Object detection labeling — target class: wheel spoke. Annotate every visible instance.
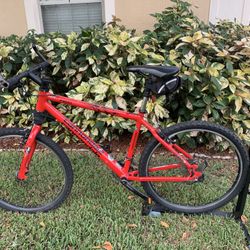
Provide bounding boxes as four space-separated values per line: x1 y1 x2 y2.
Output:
139 121 248 213
0 129 73 213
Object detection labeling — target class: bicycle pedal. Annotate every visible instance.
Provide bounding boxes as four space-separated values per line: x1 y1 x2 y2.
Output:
142 202 163 217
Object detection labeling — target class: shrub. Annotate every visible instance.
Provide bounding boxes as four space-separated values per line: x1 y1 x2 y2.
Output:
144 0 250 143
0 24 169 142
0 0 250 144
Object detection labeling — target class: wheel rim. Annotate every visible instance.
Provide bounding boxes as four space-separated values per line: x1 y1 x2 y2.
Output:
0 134 67 211
145 128 243 209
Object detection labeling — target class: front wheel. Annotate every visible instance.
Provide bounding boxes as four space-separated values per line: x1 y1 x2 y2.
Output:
0 128 73 213
139 121 249 213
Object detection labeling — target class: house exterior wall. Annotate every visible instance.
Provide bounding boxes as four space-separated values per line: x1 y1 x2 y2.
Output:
0 0 211 37
0 0 28 37
115 0 211 34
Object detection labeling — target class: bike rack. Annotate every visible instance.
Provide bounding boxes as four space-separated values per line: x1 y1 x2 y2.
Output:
139 151 250 249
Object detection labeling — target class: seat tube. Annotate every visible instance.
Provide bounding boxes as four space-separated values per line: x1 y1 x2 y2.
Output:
123 119 143 172
140 97 149 113
17 125 41 180
140 78 151 113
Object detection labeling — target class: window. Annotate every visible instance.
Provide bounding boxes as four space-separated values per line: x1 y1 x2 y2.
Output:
40 0 102 34
23 0 115 34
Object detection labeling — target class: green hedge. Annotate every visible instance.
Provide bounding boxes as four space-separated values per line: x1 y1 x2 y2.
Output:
145 0 250 142
0 24 168 142
0 0 250 143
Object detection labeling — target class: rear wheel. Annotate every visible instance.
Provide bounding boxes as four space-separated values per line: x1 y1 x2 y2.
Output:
139 121 249 213
0 128 73 213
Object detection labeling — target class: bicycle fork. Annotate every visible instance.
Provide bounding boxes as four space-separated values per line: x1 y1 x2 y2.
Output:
17 125 41 180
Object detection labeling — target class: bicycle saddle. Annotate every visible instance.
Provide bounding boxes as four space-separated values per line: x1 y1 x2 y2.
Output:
127 65 179 78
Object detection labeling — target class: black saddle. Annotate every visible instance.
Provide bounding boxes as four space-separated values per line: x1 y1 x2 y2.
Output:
127 65 179 78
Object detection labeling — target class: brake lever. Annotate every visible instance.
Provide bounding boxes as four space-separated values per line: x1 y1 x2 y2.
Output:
31 44 48 63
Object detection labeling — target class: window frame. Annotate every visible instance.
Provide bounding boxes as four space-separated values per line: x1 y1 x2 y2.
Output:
40 0 102 5
209 0 250 25
24 0 115 33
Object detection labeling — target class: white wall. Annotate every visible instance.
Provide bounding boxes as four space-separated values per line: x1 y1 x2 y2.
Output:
210 0 250 25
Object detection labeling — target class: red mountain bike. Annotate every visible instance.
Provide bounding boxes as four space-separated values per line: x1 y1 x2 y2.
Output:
0 45 249 214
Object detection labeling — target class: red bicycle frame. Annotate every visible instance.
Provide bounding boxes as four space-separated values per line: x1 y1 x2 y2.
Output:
17 91 202 182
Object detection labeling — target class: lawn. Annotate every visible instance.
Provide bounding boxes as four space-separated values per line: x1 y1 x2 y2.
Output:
0 151 249 249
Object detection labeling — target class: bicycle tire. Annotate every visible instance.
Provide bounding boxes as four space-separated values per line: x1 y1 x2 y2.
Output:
139 121 249 213
0 128 73 213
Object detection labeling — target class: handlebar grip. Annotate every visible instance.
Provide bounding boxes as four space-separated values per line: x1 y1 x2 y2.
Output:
32 44 48 63
6 61 50 92
32 43 37 51
7 72 28 92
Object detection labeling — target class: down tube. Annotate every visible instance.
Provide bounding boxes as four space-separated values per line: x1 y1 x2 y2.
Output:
44 102 125 177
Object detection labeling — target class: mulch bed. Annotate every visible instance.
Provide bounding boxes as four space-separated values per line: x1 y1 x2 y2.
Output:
59 133 150 157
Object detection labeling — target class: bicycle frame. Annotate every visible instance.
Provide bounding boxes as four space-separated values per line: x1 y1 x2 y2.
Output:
17 91 202 182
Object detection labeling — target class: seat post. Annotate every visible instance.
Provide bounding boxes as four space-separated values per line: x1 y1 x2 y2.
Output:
140 78 151 113
140 97 148 113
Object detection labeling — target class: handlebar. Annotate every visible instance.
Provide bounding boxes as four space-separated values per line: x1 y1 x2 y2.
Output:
0 44 51 92
7 61 50 92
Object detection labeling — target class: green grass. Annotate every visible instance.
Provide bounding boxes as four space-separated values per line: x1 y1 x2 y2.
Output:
0 152 248 249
